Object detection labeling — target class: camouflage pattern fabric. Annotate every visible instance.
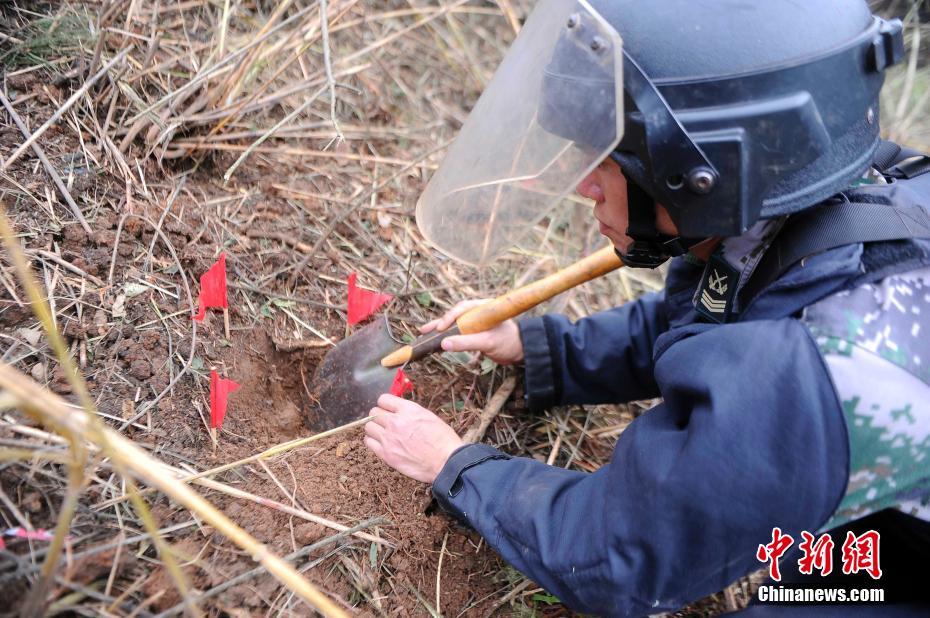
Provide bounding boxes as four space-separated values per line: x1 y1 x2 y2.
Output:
803 266 930 529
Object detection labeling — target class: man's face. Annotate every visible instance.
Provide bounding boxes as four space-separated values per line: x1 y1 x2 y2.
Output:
576 157 634 252
576 157 679 251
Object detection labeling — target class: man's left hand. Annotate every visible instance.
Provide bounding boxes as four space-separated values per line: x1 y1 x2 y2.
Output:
364 394 464 484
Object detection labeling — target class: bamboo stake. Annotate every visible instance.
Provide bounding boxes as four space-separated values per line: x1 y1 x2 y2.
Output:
222 307 231 340
0 361 350 618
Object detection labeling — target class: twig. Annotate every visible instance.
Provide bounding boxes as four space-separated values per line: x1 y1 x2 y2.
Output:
190 473 390 546
319 0 345 147
0 31 23 45
495 0 521 34
483 579 533 617
246 229 313 253
218 0 231 58
155 517 388 617
0 90 92 234
0 520 199 585
2 48 132 170
272 336 331 351
125 4 318 124
173 141 431 169
462 376 516 443
222 84 328 183
26 250 105 288
286 140 450 288
436 531 448 614
95 416 373 508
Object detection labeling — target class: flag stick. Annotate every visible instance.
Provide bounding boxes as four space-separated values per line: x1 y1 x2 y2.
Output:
223 307 231 340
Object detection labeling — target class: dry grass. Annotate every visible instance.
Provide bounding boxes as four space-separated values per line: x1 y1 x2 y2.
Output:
0 0 926 615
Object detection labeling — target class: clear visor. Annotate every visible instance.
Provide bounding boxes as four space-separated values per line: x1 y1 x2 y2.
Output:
416 0 623 266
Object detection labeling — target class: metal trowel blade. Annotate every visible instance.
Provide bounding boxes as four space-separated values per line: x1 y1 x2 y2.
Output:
304 316 400 431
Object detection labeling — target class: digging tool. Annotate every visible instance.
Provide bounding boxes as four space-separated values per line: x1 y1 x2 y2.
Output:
305 245 623 430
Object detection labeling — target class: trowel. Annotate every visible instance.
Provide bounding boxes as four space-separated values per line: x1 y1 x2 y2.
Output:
305 245 623 430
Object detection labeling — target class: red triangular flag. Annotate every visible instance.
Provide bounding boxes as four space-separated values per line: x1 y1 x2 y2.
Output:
210 370 241 429
389 368 414 397
193 253 228 321
346 272 393 325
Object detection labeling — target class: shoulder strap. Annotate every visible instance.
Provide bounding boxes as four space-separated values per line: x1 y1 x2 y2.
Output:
872 140 905 170
874 139 930 179
740 141 930 306
742 200 930 305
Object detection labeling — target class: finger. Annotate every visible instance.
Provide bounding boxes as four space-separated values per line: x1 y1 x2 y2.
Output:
376 393 405 411
434 299 489 332
419 318 440 334
368 406 392 427
364 436 384 458
364 420 385 438
441 332 494 353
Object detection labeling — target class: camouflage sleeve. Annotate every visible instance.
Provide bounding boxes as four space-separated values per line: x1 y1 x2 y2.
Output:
433 317 849 615
803 266 930 528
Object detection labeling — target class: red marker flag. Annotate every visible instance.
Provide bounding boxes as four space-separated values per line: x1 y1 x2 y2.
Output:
193 253 228 321
389 368 414 397
346 272 393 325
210 370 241 429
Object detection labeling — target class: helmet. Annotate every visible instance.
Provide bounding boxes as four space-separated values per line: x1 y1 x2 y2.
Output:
416 0 905 267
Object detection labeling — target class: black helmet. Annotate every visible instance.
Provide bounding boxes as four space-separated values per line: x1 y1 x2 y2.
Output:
415 0 905 268
546 0 906 266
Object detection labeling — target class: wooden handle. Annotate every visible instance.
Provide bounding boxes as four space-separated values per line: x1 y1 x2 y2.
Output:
381 325 460 368
380 246 623 368
456 245 623 334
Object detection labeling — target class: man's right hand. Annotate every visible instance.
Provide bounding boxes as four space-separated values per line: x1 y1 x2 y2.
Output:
421 299 524 365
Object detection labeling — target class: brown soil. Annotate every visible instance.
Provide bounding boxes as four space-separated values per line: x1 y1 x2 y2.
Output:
0 198 523 615
0 66 529 610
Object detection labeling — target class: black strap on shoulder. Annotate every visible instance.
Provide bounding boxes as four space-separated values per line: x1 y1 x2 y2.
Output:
740 140 930 309
742 200 930 307
873 139 905 170
874 139 930 179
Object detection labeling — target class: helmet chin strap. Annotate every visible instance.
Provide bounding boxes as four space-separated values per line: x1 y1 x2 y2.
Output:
617 175 706 269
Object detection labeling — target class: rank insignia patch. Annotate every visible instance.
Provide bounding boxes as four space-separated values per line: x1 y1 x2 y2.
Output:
695 252 740 323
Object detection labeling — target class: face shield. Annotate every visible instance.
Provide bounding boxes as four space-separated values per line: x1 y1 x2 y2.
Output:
415 0 624 266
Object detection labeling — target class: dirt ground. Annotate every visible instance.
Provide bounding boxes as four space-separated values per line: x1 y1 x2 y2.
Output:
0 62 573 614
0 133 515 618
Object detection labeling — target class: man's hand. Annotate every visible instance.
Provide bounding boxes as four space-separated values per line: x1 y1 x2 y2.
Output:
421 299 524 365
364 394 464 484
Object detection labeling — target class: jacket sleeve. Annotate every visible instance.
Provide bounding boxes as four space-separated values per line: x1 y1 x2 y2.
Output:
518 290 668 411
432 319 849 616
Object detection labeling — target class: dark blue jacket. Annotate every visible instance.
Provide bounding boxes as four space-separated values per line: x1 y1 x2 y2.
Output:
429 237 925 615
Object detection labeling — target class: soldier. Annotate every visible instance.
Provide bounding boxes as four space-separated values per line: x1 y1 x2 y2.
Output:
363 0 930 614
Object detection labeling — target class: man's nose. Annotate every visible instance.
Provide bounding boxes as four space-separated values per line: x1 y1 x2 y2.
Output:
576 172 605 202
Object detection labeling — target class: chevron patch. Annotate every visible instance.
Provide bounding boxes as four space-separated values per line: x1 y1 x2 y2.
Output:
695 252 740 323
